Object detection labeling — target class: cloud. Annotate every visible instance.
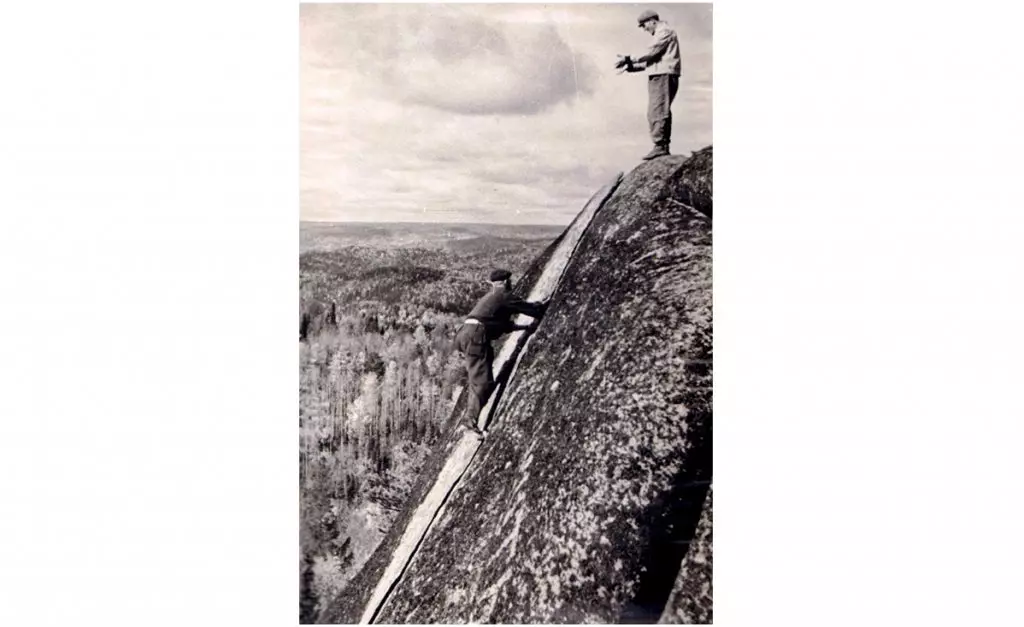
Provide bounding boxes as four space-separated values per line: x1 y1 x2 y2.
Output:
304 4 597 116
396 22 596 115
299 3 713 224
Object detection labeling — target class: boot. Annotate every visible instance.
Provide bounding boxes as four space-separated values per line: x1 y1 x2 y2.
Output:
642 144 670 160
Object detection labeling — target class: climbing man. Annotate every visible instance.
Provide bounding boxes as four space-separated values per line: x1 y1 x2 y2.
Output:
454 269 547 432
614 9 682 160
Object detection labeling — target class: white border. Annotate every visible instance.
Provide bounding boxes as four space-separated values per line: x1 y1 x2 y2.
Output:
4 1 1024 625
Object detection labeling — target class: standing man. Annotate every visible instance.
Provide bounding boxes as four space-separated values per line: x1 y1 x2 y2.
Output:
454 269 547 432
615 9 682 160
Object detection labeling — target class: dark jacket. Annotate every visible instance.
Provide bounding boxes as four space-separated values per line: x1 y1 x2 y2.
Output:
466 286 546 341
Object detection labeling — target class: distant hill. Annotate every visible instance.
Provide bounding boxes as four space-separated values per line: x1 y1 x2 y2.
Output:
300 222 565 254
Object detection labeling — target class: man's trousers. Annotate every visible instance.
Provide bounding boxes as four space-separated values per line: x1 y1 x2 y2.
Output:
455 323 494 426
648 74 680 147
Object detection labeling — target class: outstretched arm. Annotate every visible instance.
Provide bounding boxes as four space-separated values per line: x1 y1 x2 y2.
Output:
615 54 647 72
505 297 548 320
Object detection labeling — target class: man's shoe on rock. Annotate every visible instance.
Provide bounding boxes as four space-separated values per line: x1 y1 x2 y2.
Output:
642 145 670 160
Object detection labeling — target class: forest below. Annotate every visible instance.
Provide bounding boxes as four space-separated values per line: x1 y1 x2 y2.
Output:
299 223 560 621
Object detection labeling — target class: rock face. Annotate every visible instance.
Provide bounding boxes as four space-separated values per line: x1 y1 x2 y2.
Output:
659 487 713 624
319 147 712 624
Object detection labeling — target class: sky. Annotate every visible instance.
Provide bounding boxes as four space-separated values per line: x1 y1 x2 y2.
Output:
300 3 712 225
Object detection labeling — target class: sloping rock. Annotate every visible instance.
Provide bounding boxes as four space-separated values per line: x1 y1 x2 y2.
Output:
659 486 713 624
316 177 622 625
321 146 712 623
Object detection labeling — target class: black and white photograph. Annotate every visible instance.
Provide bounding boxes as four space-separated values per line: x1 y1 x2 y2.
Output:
299 3 713 623
10 1 1024 626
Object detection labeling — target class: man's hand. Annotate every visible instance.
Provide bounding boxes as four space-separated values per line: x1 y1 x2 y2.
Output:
515 314 543 332
614 54 631 70
516 320 540 333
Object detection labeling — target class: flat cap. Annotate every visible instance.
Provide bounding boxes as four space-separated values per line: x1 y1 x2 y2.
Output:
489 269 512 282
637 9 659 25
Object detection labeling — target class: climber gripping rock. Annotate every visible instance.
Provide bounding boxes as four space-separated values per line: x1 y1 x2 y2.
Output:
615 9 682 160
454 269 547 432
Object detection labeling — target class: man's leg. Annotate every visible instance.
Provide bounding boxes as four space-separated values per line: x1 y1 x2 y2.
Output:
464 355 483 424
464 346 494 428
664 74 679 149
464 361 481 423
645 75 673 159
481 343 495 407
647 76 658 144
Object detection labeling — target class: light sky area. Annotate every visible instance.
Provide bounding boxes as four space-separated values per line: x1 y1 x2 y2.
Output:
300 3 712 225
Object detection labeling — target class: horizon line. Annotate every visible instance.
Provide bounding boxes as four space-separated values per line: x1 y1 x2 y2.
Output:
300 219 569 228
